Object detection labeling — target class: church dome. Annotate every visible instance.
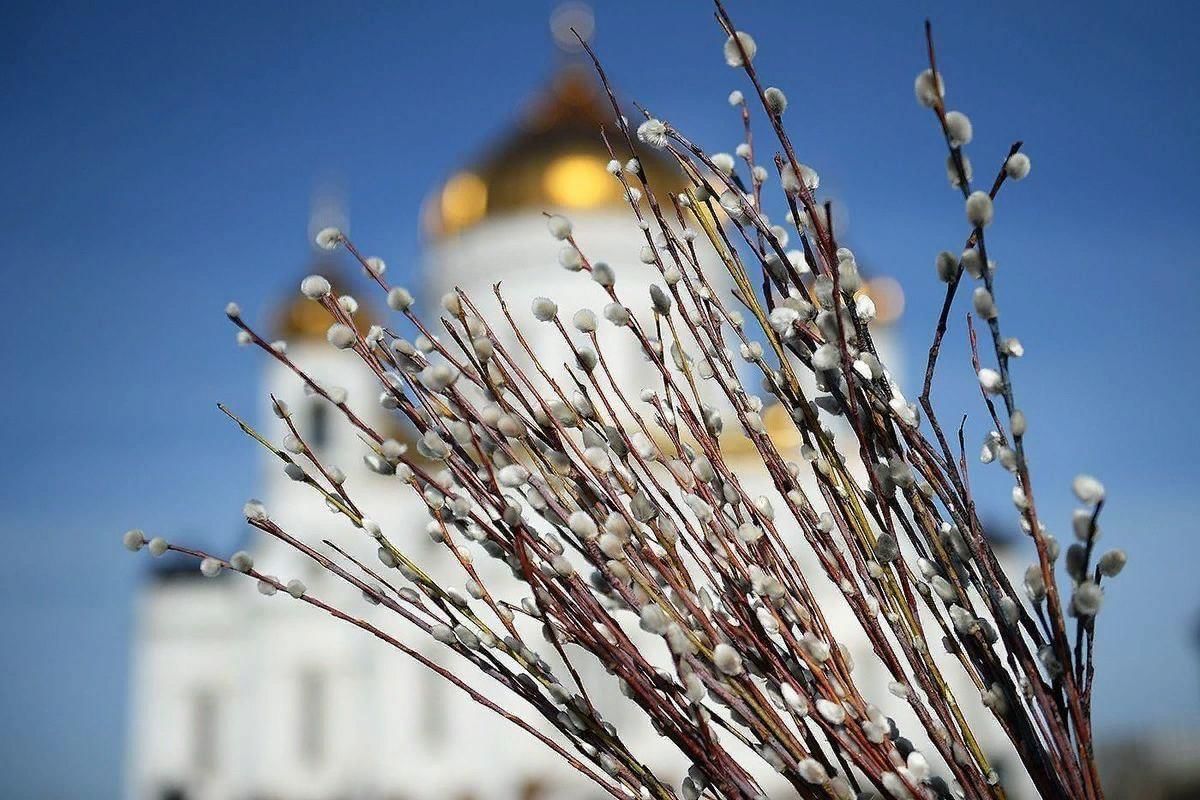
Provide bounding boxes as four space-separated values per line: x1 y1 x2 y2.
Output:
423 64 684 239
275 262 377 340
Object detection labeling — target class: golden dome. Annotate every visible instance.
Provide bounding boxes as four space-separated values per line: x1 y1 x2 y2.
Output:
425 65 684 239
275 263 378 340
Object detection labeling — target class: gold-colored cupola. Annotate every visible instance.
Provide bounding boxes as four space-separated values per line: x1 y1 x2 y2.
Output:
423 63 683 240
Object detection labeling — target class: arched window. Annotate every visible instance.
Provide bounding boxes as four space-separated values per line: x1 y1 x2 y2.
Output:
298 668 326 766
308 400 331 452
190 688 218 772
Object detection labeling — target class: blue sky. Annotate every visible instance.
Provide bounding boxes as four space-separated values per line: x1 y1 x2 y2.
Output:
2 1 1198 797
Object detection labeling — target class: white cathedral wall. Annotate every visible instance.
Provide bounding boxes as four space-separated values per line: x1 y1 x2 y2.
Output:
423 210 706 399
128 580 244 800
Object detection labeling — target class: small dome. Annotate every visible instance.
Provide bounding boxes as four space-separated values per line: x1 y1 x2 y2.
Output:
275 262 377 340
424 64 684 239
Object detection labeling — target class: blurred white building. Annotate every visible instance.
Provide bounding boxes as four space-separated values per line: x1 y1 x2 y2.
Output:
127 27 1029 800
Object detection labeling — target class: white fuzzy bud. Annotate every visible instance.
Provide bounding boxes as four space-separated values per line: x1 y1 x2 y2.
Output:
1005 152 1031 180
736 522 763 543
781 162 819 194
417 430 449 461
568 511 599 540
230 551 253 573
148 537 168 557
728 90 744 106
636 118 669 149
1073 581 1103 616
711 152 736 175
573 309 598 333
649 284 672 314
558 245 583 271
978 368 1003 394
546 214 572 240
982 683 1009 717
604 302 631 326
314 226 342 250
497 464 529 488
816 698 846 724
1098 549 1126 577
932 575 958 603
936 250 959 282
801 634 831 662
914 69 944 108
961 248 984 279
763 87 787 115
782 683 808 715
532 296 558 321
944 110 973 147
583 447 610 473
300 275 331 299
497 414 525 439
907 751 931 782
1011 409 1027 437
1024 564 1047 603
768 307 799 335
966 191 994 228
242 499 269 523
639 604 669 635
598 532 624 559
286 578 307 598
386 287 414 311
713 642 743 675
890 397 919 427
723 32 756 67
812 343 840 371
949 152 973 187
973 287 998 319
797 759 827 784
855 292 877 322
326 323 356 350
440 292 462 316
591 262 615 287
362 519 383 540
122 529 146 551
430 624 456 645
200 557 223 578
1072 474 1105 505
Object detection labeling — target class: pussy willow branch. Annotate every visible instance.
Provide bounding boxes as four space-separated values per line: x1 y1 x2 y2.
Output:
914 20 1099 796
125 4 1120 800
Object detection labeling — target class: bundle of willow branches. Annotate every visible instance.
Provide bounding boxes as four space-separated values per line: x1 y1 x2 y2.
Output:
125 3 1123 798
